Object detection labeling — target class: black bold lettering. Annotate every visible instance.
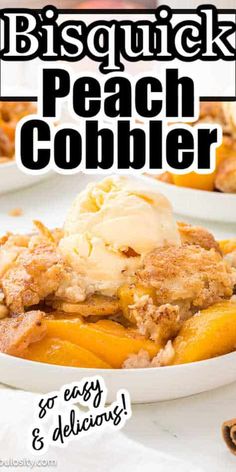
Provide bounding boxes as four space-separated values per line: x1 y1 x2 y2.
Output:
42 68 70 117
73 77 101 118
166 128 194 169
20 119 50 170
86 121 114 169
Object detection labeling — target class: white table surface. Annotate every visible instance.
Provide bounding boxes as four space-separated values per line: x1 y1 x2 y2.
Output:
0 173 236 471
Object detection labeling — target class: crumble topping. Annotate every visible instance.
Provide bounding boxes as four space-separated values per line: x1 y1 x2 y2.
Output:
138 244 234 318
123 341 175 369
0 311 46 356
129 295 181 343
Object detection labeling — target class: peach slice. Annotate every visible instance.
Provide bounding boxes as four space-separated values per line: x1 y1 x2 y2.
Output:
23 337 111 369
44 319 161 368
53 295 120 318
170 139 234 191
172 301 236 365
219 239 236 255
172 172 216 191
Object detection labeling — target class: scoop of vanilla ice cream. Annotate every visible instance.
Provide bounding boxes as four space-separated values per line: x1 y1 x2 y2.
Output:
59 176 180 297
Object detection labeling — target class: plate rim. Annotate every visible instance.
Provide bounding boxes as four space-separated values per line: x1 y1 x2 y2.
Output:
1 348 236 374
0 160 15 169
141 175 236 200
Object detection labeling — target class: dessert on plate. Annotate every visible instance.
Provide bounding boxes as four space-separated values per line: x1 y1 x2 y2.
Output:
0 102 36 164
0 176 236 369
155 102 236 193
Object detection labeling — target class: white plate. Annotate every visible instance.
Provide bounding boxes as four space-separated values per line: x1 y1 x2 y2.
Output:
0 161 51 195
140 176 236 223
1 351 236 403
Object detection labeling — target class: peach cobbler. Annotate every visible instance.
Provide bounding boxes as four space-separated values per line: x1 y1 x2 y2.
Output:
0 102 36 163
0 176 236 369
155 102 236 193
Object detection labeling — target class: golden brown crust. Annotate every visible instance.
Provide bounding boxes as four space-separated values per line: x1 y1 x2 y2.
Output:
0 102 35 123
52 295 120 317
0 310 46 356
138 244 233 316
0 128 14 158
129 297 181 343
1 241 65 313
178 222 220 252
215 156 236 193
0 233 30 249
199 102 225 121
0 102 36 160
196 102 236 141
123 341 175 369
198 102 233 136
